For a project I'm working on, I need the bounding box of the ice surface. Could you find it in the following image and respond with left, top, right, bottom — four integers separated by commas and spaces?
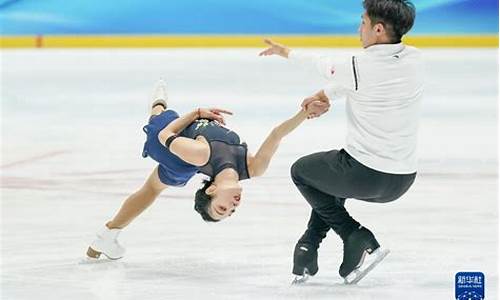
1, 48, 498, 299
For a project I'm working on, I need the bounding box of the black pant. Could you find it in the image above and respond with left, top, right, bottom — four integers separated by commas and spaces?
291, 149, 416, 247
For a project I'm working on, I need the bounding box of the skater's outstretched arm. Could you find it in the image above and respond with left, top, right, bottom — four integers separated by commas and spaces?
248, 101, 329, 177
260, 39, 354, 103
158, 107, 232, 166
259, 39, 337, 80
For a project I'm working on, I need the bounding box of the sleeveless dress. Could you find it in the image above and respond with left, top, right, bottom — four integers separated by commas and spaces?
142, 110, 250, 186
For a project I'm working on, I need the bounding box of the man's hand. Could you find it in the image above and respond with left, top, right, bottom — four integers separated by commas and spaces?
259, 39, 290, 58
301, 90, 329, 109
198, 108, 233, 125
305, 100, 330, 119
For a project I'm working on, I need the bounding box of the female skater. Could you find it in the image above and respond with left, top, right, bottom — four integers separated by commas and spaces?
86, 80, 329, 260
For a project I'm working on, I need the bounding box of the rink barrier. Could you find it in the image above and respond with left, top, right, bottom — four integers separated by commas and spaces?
0, 35, 498, 48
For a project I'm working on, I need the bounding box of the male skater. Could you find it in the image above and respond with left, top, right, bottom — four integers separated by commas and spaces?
260, 0, 423, 284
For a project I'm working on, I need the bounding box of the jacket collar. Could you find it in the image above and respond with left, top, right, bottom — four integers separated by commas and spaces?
364, 43, 405, 56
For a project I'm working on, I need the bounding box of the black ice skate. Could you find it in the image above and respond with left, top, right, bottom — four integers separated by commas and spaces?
339, 226, 390, 285
291, 243, 318, 285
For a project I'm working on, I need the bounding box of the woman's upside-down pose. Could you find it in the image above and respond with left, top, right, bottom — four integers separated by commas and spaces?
86, 80, 329, 260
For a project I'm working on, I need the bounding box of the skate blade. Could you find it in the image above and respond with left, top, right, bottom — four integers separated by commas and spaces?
344, 248, 390, 285
78, 257, 116, 265
291, 269, 311, 285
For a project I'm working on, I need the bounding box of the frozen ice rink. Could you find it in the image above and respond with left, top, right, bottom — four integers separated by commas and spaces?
1, 48, 498, 299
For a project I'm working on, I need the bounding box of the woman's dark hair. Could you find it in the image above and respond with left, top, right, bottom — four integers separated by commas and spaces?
194, 179, 219, 222
363, 0, 416, 43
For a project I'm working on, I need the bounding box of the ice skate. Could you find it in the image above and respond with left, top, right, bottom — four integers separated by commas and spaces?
343, 247, 390, 284
86, 226, 125, 261
291, 243, 318, 285
151, 78, 168, 111
340, 226, 389, 285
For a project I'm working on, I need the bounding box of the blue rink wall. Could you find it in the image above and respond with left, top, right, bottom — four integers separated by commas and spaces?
0, 0, 498, 34
0, 0, 498, 47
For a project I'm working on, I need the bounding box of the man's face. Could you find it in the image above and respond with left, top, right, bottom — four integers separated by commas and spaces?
359, 12, 378, 48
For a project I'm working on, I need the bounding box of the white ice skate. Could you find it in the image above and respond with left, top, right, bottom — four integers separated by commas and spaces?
343, 248, 390, 285
151, 78, 168, 111
86, 226, 125, 261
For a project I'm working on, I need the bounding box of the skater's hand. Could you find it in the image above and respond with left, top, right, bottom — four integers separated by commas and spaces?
197, 108, 233, 125
259, 39, 290, 58
305, 100, 330, 119
301, 90, 329, 110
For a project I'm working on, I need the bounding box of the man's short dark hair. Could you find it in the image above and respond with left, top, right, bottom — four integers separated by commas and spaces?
363, 0, 416, 43
194, 179, 219, 222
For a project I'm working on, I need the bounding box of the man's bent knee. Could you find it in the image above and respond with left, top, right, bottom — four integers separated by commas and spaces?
290, 156, 308, 184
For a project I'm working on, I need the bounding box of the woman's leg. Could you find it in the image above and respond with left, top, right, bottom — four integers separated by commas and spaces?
151, 103, 166, 116
106, 167, 168, 229
150, 79, 168, 116
88, 81, 170, 258
106, 80, 170, 229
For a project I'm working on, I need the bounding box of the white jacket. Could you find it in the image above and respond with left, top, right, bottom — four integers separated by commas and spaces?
289, 43, 424, 174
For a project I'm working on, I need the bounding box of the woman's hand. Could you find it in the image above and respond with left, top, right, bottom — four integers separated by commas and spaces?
301, 90, 329, 109
197, 108, 233, 125
305, 100, 330, 119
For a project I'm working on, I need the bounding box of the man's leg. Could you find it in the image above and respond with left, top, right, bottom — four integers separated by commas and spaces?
291, 150, 363, 279
292, 209, 331, 278
290, 149, 410, 282
293, 184, 361, 241
291, 150, 364, 240
297, 210, 330, 248
290, 149, 377, 281
291, 149, 415, 238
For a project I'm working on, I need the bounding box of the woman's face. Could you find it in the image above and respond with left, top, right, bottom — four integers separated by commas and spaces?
206, 183, 242, 221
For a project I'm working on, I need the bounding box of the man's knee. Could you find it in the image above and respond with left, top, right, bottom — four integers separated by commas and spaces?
373, 195, 400, 204
290, 156, 308, 184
